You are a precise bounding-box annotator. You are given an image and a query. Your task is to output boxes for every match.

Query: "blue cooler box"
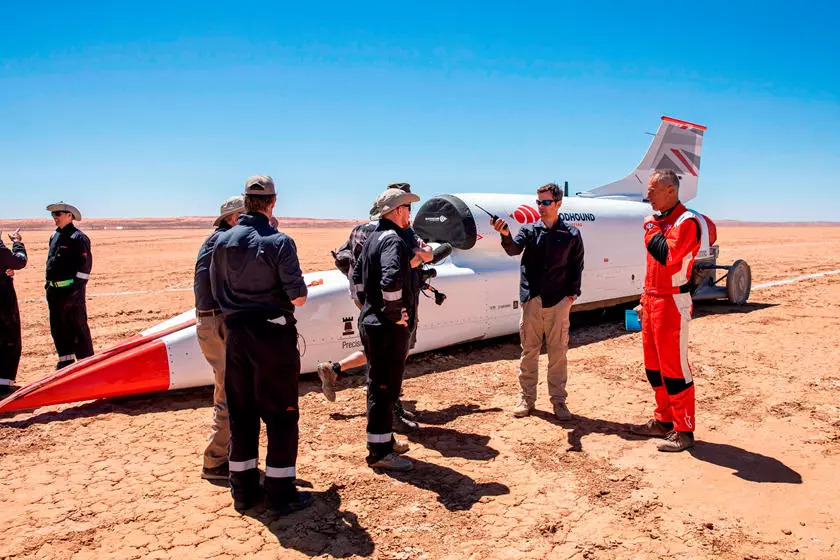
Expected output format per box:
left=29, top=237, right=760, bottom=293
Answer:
left=625, top=309, right=641, bottom=331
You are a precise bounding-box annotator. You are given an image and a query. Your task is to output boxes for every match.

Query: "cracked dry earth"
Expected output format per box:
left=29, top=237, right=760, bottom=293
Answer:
left=2, top=226, right=840, bottom=559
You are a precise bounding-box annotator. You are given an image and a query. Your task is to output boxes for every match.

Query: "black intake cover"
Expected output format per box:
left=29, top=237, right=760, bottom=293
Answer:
left=414, top=195, right=477, bottom=250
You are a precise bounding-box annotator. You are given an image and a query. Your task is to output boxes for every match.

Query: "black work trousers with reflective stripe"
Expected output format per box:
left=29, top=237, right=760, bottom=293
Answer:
left=46, top=284, right=93, bottom=366
left=0, top=282, right=21, bottom=383
left=360, top=321, right=410, bottom=463
left=224, top=318, right=300, bottom=503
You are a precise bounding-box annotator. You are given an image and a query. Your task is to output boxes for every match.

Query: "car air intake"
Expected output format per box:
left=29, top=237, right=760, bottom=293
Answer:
left=413, top=195, right=477, bottom=250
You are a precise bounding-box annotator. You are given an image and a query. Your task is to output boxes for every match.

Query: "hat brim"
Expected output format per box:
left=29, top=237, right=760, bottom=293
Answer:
left=47, top=204, right=81, bottom=221
left=213, top=209, right=240, bottom=227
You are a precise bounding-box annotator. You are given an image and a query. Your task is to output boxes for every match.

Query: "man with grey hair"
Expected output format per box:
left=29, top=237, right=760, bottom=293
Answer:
left=211, top=176, right=311, bottom=514
left=195, top=195, right=245, bottom=481
left=630, top=168, right=701, bottom=452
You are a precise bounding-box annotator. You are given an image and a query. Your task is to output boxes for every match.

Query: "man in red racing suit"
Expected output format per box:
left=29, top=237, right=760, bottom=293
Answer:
left=631, top=169, right=701, bottom=452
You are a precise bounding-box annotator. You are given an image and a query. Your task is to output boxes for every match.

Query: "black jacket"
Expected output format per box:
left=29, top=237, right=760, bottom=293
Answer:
left=353, top=219, right=419, bottom=328
left=501, top=219, right=585, bottom=308
left=46, top=223, right=92, bottom=286
left=0, top=239, right=27, bottom=315
left=210, top=213, right=307, bottom=322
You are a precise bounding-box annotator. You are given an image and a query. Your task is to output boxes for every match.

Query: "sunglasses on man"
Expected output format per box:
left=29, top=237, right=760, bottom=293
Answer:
left=51, top=211, right=69, bottom=216
left=535, top=199, right=559, bottom=207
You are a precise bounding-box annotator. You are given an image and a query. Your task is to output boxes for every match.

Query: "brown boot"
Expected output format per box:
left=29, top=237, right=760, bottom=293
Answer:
left=553, top=402, right=572, bottom=421
left=392, top=439, right=410, bottom=455
left=316, top=362, right=338, bottom=402
left=630, top=419, right=673, bottom=438
left=656, top=430, right=695, bottom=452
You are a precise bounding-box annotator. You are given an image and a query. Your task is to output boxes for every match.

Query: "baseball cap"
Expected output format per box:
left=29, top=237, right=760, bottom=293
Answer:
left=244, top=175, right=276, bottom=195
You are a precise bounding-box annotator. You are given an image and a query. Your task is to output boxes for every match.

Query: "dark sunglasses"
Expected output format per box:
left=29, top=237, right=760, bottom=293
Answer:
left=535, top=199, right=558, bottom=207
left=401, top=204, right=412, bottom=210
left=51, top=211, right=68, bottom=216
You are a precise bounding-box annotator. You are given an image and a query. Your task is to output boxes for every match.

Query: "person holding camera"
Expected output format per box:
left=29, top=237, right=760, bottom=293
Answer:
left=318, top=182, right=433, bottom=433
left=352, top=187, right=423, bottom=471
left=491, top=183, right=585, bottom=421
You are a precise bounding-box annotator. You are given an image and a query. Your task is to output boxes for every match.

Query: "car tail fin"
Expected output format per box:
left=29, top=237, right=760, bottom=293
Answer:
left=583, top=116, right=706, bottom=202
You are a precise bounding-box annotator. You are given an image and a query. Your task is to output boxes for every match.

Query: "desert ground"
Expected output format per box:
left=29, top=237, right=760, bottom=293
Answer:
left=1, top=224, right=839, bottom=560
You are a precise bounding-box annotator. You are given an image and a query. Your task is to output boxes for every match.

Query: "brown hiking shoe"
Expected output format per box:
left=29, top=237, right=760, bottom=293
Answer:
left=392, top=439, right=410, bottom=455
left=316, top=362, right=338, bottom=402
left=656, top=431, right=695, bottom=452
left=630, top=419, right=673, bottom=438
left=512, top=398, right=534, bottom=418
left=369, top=452, right=413, bottom=472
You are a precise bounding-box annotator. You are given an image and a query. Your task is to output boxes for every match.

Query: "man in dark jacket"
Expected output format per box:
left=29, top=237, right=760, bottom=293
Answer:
left=195, top=195, right=245, bottom=481
left=0, top=228, right=28, bottom=398
left=353, top=187, right=422, bottom=472
left=491, top=183, right=585, bottom=421
left=210, top=176, right=311, bottom=516
left=45, top=202, right=93, bottom=370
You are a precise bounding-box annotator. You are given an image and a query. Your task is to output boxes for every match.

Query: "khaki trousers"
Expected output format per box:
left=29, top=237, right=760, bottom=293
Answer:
left=518, top=296, right=572, bottom=406
left=197, top=313, right=229, bottom=468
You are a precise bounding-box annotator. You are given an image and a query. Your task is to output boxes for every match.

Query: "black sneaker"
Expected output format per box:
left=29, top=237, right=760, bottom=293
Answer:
left=201, top=462, right=230, bottom=481
left=392, top=414, right=419, bottom=433
left=394, top=400, right=416, bottom=421
left=56, top=360, right=75, bottom=370
left=266, top=491, right=314, bottom=517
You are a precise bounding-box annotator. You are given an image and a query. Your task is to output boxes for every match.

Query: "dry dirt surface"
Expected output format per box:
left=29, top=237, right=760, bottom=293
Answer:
left=1, top=225, right=839, bottom=560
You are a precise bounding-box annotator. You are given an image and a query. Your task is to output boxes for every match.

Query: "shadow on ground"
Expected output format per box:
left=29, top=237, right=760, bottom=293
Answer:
left=531, top=410, right=802, bottom=484
left=242, top=483, right=375, bottom=557
left=381, top=457, right=509, bottom=511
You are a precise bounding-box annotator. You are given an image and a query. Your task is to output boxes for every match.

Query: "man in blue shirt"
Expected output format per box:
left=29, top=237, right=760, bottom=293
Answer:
left=210, top=176, right=310, bottom=516
left=491, top=183, right=585, bottom=421
left=194, top=195, right=244, bottom=482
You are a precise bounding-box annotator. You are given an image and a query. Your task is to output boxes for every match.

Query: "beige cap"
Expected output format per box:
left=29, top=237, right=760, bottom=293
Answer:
left=46, top=202, right=81, bottom=221
left=213, top=195, right=245, bottom=227
left=244, top=175, right=276, bottom=195
left=370, top=188, right=420, bottom=220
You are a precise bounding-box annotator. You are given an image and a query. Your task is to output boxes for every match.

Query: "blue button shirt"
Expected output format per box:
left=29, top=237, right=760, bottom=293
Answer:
left=193, top=224, right=230, bottom=311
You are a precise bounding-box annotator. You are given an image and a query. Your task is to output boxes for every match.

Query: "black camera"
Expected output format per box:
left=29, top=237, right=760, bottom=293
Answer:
left=419, top=266, right=437, bottom=284
left=419, top=265, right=446, bottom=305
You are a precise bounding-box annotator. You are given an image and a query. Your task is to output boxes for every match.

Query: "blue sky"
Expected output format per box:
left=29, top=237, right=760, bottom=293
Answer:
left=1, top=2, right=838, bottom=221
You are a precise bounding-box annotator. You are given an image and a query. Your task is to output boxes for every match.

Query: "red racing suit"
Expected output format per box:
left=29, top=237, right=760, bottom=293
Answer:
left=641, top=202, right=701, bottom=433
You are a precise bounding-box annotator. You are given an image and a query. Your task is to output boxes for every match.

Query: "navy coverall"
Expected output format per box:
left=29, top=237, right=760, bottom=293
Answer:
left=352, top=219, right=419, bottom=463
left=0, top=238, right=28, bottom=390
left=45, top=223, right=93, bottom=369
left=210, top=212, right=307, bottom=507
